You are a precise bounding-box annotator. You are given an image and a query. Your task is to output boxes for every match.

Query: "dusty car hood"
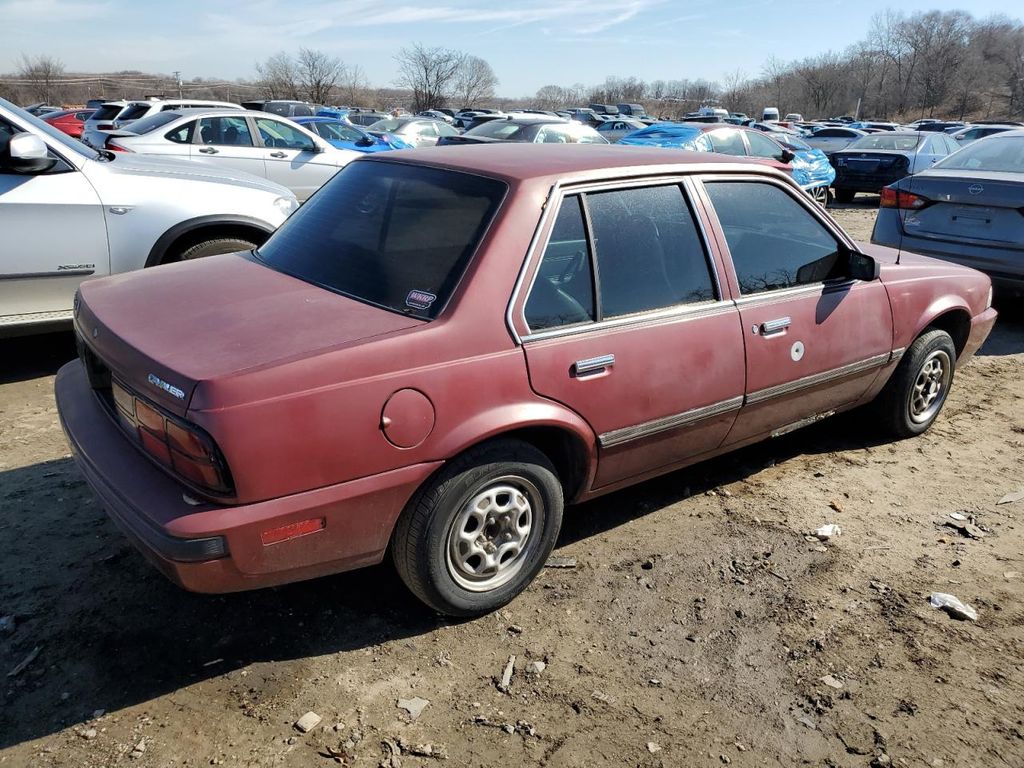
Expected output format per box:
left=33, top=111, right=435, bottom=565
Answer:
left=94, top=153, right=292, bottom=196
left=75, top=253, right=424, bottom=414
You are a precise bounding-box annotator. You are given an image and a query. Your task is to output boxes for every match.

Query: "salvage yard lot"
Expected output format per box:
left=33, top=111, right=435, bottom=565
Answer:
left=1, top=209, right=1022, bottom=767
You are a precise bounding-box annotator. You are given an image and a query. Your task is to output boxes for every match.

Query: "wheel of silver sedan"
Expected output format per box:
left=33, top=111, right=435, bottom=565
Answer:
left=445, top=477, right=540, bottom=592
left=810, top=185, right=829, bottom=207
left=908, top=349, right=952, bottom=424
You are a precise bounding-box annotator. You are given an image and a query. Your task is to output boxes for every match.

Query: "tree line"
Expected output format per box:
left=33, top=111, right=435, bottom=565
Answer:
left=3, top=10, right=1022, bottom=121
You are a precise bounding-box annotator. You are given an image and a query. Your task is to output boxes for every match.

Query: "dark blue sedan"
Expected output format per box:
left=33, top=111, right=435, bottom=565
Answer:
left=293, top=116, right=412, bottom=153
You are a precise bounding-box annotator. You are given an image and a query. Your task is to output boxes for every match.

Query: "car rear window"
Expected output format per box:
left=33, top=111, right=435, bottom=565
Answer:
left=934, top=135, right=1024, bottom=172
left=255, top=161, right=507, bottom=319
left=848, top=134, right=921, bottom=151
left=92, top=104, right=124, bottom=121
left=117, top=104, right=151, bottom=121
left=126, top=111, right=182, bottom=134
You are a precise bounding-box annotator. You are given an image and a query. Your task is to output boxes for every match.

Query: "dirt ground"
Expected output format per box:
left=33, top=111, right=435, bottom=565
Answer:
left=2, top=200, right=1022, bottom=768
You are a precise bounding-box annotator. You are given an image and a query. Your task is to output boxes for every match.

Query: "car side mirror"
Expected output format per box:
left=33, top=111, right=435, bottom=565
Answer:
left=848, top=249, right=880, bottom=281
left=779, top=148, right=796, bottom=164
left=1, top=132, right=57, bottom=174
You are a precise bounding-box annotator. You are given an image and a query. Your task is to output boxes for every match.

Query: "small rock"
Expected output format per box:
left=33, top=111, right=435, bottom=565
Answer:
left=7, top=645, right=40, bottom=677
left=294, top=711, right=322, bottom=733
left=0, top=615, right=14, bottom=635
left=91, top=709, right=105, bottom=719
left=944, top=520, right=984, bottom=539
left=497, top=656, right=516, bottom=693
left=60, top=692, right=70, bottom=701
left=870, top=581, right=890, bottom=593
left=525, top=660, right=546, bottom=676
left=829, top=500, right=843, bottom=513
left=545, top=556, right=577, bottom=569
left=997, top=489, right=1024, bottom=505
left=130, top=739, right=146, bottom=759
left=646, top=742, right=662, bottom=754
left=648, top=678, right=662, bottom=687
left=502, top=724, right=515, bottom=734
left=592, top=690, right=610, bottom=703
left=79, top=728, right=97, bottom=740
left=720, top=755, right=731, bottom=765
left=929, top=592, right=978, bottom=621
left=397, top=697, right=429, bottom=720
left=820, top=674, right=844, bottom=689
left=507, top=624, right=523, bottom=635
left=721, top=489, right=733, bottom=498
left=1004, top=571, right=1020, bottom=580
left=813, top=524, right=842, bottom=541
left=949, top=512, right=967, bottom=521
left=641, top=557, right=656, bottom=570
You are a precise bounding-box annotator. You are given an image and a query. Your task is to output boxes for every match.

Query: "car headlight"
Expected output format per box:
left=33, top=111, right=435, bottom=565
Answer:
left=274, top=196, right=299, bottom=218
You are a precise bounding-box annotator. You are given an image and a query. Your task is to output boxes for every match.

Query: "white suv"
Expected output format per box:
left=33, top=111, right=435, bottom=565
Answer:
left=0, top=98, right=298, bottom=335
left=82, top=99, right=242, bottom=149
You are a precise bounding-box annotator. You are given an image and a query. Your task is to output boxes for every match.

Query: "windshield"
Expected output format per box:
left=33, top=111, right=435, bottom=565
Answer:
left=255, top=161, right=507, bottom=319
left=848, top=134, right=921, bottom=151
left=934, top=134, right=1024, bottom=172
left=125, top=111, right=183, bottom=135
left=0, top=96, right=101, bottom=160
left=367, top=119, right=404, bottom=132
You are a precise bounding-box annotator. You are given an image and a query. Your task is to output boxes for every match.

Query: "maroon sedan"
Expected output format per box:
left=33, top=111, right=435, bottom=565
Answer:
left=42, top=108, right=95, bottom=138
left=56, top=145, right=997, bottom=616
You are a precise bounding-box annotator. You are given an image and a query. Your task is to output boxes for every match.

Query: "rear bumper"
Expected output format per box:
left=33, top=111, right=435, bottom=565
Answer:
left=871, top=215, right=1024, bottom=296
left=55, top=361, right=441, bottom=593
left=833, top=168, right=908, bottom=192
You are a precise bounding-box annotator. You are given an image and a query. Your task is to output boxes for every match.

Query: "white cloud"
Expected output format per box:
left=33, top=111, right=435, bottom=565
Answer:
left=1, top=0, right=110, bottom=22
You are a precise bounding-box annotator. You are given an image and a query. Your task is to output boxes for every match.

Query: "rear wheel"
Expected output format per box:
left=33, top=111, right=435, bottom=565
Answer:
left=391, top=439, right=564, bottom=616
left=168, top=237, right=258, bottom=263
left=834, top=188, right=855, bottom=204
left=875, top=329, right=956, bottom=438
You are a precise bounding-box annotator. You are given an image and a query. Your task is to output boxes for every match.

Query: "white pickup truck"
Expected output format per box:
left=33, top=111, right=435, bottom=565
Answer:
left=0, top=98, right=298, bottom=336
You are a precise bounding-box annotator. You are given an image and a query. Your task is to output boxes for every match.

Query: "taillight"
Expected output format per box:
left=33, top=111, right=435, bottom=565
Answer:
left=880, top=187, right=930, bottom=210
left=111, top=380, right=234, bottom=496
left=105, top=139, right=132, bottom=152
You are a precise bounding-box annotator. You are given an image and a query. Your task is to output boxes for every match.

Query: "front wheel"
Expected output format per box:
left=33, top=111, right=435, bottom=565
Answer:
left=167, top=237, right=258, bottom=263
left=875, top=329, right=956, bottom=438
left=391, top=439, right=564, bottom=616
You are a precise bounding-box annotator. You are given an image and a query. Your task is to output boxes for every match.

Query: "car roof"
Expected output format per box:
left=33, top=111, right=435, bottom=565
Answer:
left=360, top=143, right=791, bottom=186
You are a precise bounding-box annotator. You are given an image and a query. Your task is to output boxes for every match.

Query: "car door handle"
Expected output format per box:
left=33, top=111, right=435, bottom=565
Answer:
left=198, top=147, right=218, bottom=154
left=759, top=317, right=791, bottom=335
left=269, top=151, right=287, bottom=158
left=573, top=354, right=615, bottom=376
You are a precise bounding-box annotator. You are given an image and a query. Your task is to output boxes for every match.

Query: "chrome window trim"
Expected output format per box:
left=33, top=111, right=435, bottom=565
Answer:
left=732, top=280, right=856, bottom=308
left=505, top=180, right=562, bottom=345
left=513, top=176, right=723, bottom=344
left=521, top=299, right=734, bottom=343
left=599, top=396, right=744, bottom=448
left=746, top=352, right=891, bottom=405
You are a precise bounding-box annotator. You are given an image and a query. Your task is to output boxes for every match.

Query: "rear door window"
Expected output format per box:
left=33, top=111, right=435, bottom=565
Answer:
left=92, top=105, right=123, bottom=121
left=525, top=197, right=595, bottom=330
left=166, top=120, right=195, bottom=144
left=255, top=117, right=316, bottom=150
left=707, top=129, right=746, bottom=156
left=198, top=116, right=254, bottom=146
left=705, top=181, right=846, bottom=295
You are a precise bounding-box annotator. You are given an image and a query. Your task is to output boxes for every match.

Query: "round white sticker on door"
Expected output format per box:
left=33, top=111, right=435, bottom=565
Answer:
left=791, top=341, right=805, bottom=361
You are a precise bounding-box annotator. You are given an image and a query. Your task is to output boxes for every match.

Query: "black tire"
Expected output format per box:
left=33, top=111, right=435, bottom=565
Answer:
left=834, top=188, right=855, bottom=204
left=874, top=329, right=956, bottom=439
left=169, top=237, right=257, bottom=263
left=391, top=439, right=564, bottom=617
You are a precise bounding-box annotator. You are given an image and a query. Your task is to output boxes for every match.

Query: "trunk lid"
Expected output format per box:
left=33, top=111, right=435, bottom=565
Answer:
left=897, top=171, right=1024, bottom=247
left=75, top=253, right=424, bottom=416
left=833, top=150, right=910, bottom=176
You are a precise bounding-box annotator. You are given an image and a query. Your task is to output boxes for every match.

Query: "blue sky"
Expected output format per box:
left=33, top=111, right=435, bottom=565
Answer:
left=1, top=0, right=1021, bottom=95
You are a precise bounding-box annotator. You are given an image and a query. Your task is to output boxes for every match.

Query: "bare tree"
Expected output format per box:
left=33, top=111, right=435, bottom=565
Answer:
left=394, top=44, right=465, bottom=112
left=297, top=48, right=343, bottom=105
left=256, top=52, right=299, bottom=100
left=337, top=64, right=370, bottom=106
left=18, top=54, right=65, bottom=104
left=453, top=55, right=498, bottom=109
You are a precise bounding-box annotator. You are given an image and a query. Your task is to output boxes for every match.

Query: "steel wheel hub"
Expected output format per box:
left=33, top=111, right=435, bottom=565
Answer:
left=909, top=349, right=951, bottom=424
left=446, top=477, right=539, bottom=592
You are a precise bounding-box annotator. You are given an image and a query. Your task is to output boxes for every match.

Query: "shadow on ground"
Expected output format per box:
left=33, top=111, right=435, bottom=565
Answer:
left=1, top=330, right=76, bottom=385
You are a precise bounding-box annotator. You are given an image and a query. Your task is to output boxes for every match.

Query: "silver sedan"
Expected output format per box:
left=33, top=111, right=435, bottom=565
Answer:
left=102, top=109, right=359, bottom=201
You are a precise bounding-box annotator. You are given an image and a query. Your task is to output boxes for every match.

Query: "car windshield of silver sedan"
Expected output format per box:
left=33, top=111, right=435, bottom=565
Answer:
left=848, top=134, right=921, bottom=151
left=254, top=161, right=506, bottom=319
left=934, top=134, right=1024, bottom=172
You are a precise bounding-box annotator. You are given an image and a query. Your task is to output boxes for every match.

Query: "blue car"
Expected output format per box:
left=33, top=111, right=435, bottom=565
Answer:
left=619, top=122, right=835, bottom=205
left=293, top=116, right=412, bottom=153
